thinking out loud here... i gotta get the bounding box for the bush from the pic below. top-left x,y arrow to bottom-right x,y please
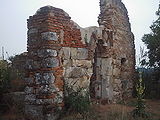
64,83 -> 91,114
0,60 -> 11,93
132,72 -> 150,119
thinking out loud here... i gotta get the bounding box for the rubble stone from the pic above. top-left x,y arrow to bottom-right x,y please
41,32 -> 58,41
42,58 -> 59,68
25,86 -> 34,94
37,49 -> 57,57
28,28 -> 38,34
61,47 -> 71,60
25,77 -> 34,84
25,94 -> 36,103
76,48 -> 88,60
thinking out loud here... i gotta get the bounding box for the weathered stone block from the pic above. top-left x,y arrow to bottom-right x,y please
70,48 -> 77,59
35,72 -> 56,85
36,84 -> 59,94
62,47 -> 70,59
95,83 -> 102,98
28,39 -> 37,45
25,94 -> 36,103
121,80 -> 127,89
28,28 -> 38,34
43,72 -> 55,84
96,58 -> 101,67
102,76 -> 111,87
62,60 -> 72,67
65,76 -> 90,89
25,86 -> 34,94
30,51 -> 37,56
77,48 -> 88,60
54,91 -> 63,104
86,68 -> 93,76
113,91 -> 121,97
42,58 -> 59,68
41,32 -> 58,41
63,67 -> 72,78
38,49 -> 57,57
25,59 -> 33,69
64,67 -> 86,78
37,85 -> 49,94
113,68 -> 121,76
102,85 -> 113,100
26,59 -> 41,69
25,77 -> 34,84
101,58 -> 113,76
96,26 -> 103,39
114,79 -> 122,86
36,99 -> 54,104
33,61 -> 41,69
35,73 -> 41,84
72,60 -> 92,68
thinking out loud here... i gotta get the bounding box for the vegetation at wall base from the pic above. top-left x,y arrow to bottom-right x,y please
0,59 -> 25,117
63,83 -> 91,115
0,60 -> 11,93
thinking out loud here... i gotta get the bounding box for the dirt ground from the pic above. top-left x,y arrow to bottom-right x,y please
145,99 -> 160,119
60,99 -> 160,120
1,99 -> 160,120
94,99 -> 160,120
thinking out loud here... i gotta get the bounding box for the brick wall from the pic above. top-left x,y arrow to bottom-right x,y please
25,6 -> 92,120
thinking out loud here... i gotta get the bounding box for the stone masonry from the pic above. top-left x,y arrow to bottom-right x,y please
24,0 -> 135,119
90,0 -> 135,102
25,6 -> 92,120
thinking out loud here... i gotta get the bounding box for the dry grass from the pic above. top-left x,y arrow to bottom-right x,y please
59,104 -> 134,120
0,103 -> 24,120
1,99 -> 160,120
60,99 -> 160,120
145,99 -> 160,120
94,104 -> 134,120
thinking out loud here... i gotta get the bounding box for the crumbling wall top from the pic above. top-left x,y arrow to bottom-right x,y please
35,5 -> 70,17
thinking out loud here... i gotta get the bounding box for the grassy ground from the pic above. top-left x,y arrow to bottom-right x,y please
60,99 -> 160,120
0,99 -> 160,120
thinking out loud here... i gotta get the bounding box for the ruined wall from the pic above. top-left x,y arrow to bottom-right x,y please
24,0 -> 135,119
92,0 -> 135,102
25,6 -> 92,120
10,52 -> 27,91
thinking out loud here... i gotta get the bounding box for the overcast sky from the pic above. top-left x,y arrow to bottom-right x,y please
0,0 -> 159,59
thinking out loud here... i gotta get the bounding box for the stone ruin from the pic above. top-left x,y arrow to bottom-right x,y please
24,0 -> 135,119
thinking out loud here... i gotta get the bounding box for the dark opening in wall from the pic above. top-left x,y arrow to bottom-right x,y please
121,58 -> 126,65
98,39 -> 104,45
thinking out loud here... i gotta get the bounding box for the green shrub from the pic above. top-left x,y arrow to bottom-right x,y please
132,72 -> 149,118
0,60 -> 11,93
64,83 -> 90,114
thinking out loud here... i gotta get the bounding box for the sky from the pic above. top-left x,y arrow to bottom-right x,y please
0,0 -> 159,60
